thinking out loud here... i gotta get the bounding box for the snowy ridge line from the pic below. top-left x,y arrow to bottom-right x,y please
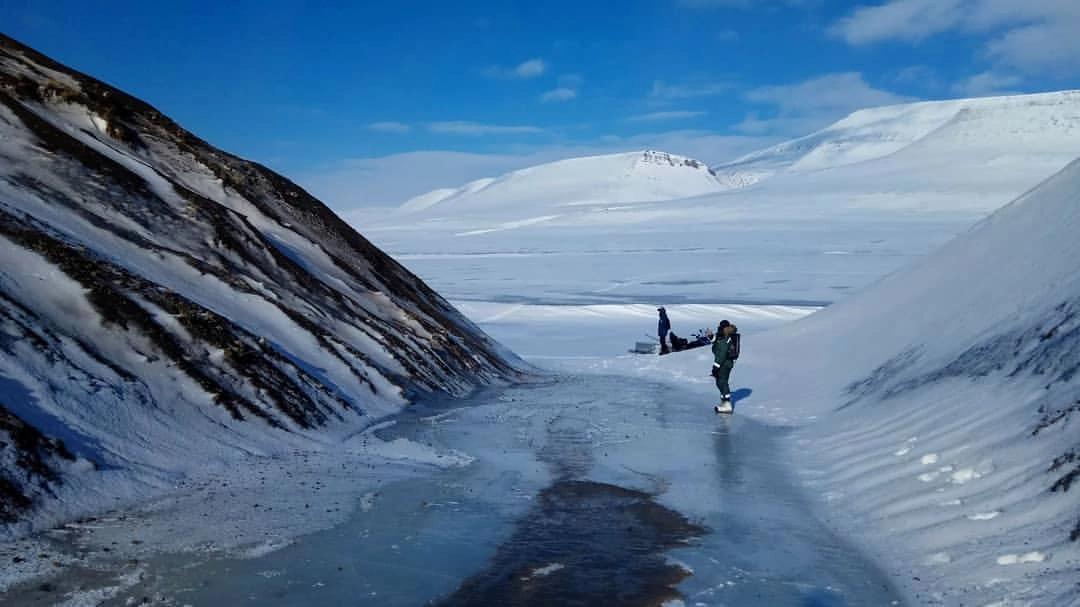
397,149 -> 726,216
714,89 -> 1080,187
0,32 -> 528,537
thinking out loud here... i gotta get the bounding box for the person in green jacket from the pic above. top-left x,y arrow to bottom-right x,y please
712,320 -> 736,413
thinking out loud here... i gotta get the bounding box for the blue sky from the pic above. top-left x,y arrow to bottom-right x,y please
3,1 -> 1079,208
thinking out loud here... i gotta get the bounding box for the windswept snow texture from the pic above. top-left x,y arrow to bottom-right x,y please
0,34 -> 524,536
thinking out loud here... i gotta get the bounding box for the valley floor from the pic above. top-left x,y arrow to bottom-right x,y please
0,373 -> 902,607
1,302 -> 1076,606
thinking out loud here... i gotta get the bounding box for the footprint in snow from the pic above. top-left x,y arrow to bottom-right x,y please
996,551 -> 1045,565
894,438 -> 918,456
951,467 -> 982,484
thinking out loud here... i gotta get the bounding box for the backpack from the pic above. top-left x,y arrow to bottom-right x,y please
729,329 -> 741,360
670,332 -> 689,351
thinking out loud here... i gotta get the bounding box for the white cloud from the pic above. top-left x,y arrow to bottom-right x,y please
628,110 -> 708,122
736,72 -> 914,135
733,113 -> 827,136
950,70 -> 1022,96
427,121 -> 544,136
830,0 -> 964,44
483,58 -> 549,79
514,58 -> 548,78
746,72 -> 910,114
650,80 -> 732,100
540,87 -> 577,103
367,121 -> 411,134
831,0 -> 1080,75
984,19 -> 1080,74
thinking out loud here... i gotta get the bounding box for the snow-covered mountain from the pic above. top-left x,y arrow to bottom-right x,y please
715,90 -> 1080,193
0,35 -> 524,533
383,91 -> 1080,234
399,150 -> 723,215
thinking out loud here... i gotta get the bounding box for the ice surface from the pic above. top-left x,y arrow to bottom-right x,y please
82,377 -> 901,607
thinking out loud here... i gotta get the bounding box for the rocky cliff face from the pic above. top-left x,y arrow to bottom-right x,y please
0,34 -> 525,529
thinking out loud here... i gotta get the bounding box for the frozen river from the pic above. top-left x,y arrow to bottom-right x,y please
94,374 -> 902,606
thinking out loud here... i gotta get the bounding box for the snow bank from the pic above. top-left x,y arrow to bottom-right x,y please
562,158 -> 1080,605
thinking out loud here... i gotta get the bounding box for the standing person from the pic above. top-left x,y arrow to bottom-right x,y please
657,307 -> 671,354
712,320 -> 738,414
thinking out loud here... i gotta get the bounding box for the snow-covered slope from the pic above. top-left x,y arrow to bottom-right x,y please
738,157 -> 1080,604
715,90 -> 1080,191
399,150 -> 722,215
0,34 -> 524,535
548,155 -> 1080,605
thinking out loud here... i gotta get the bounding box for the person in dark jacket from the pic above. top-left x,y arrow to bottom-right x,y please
712,320 -> 736,413
657,307 -> 671,354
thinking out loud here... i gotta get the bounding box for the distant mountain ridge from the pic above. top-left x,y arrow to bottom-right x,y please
399,150 -> 722,215
713,90 -> 1080,190
395,90 -> 1080,222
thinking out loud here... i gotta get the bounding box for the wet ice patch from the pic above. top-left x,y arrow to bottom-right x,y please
924,552 -> 951,565
363,437 -> 475,467
996,552 -> 1046,565
522,562 -> 565,580
241,540 -> 294,559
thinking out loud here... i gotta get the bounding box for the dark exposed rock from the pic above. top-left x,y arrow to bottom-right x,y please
0,33 -> 527,527
0,403 -> 75,522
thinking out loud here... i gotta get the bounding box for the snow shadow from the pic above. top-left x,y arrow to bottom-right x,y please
731,387 -> 753,404
0,374 -> 106,465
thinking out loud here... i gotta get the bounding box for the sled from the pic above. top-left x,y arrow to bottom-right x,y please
630,341 -> 658,354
